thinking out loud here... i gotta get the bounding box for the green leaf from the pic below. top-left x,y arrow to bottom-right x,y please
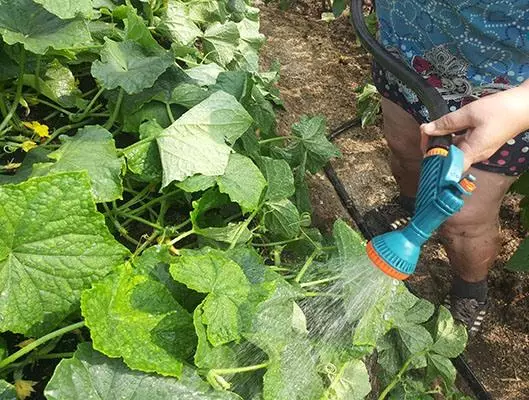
0,173 -> 129,335
177,174 -> 217,193
81,263 -> 195,378
203,22 -> 240,67
323,360 -> 371,400
397,323 -> 434,368
157,91 -> 253,187
431,306 -> 468,358
211,71 -> 252,102
355,83 -> 380,128
0,0 -> 91,54
376,332 -> 402,377
91,39 -> 174,94
332,0 -> 346,17
22,59 -> 84,108
33,0 -> 92,19
123,6 -> 159,51
169,83 -> 210,108
404,298 -> 435,324
193,306 -> 237,370
506,236 -> 529,272
190,190 -> 252,244
332,219 -> 365,261
186,63 -> 225,86
0,380 -> 15,400
261,157 -> 295,201
217,154 -> 266,213
170,249 -> 251,346
31,125 -> 124,203
44,343 -> 242,400
263,339 -> 324,400
263,199 -> 301,240
187,0 -> 227,25
427,353 -> 457,386
292,115 -> 341,173
160,1 -> 202,45
123,121 -> 162,182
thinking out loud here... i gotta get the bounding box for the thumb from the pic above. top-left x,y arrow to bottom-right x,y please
420,108 -> 473,136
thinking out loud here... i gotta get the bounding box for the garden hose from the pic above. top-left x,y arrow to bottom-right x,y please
350,0 -> 477,280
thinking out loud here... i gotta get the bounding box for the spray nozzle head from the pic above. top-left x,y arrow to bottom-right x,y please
367,145 -> 476,280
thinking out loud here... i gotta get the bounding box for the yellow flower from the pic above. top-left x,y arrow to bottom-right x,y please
14,379 -> 37,400
21,141 -> 37,152
23,121 -> 49,138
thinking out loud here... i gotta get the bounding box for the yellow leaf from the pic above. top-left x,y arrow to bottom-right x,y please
14,379 -> 37,400
21,141 -> 37,152
16,339 -> 35,348
22,121 -> 49,138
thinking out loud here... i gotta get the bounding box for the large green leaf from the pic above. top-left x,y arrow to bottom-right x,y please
263,199 -> 301,240
81,263 -> 195,378
427,353 -> 456,386
431,306 -> 467,358
217,154 -> 266,213
292,115 -> 341,173
0,0 -> 91,54
170,249 -> 251,347
22,59 -> 85,108
91,39 -> 174,94
31,125 -> 124,203
0,380 -> 15,400
44,343 -> 242,400
261,157 -> 295,201
33,0 -> 92,19
157,91 -> 253,187
323,360 -> 371,400
203,22 -> 240,67
161,1 -> 202,45
189,190 -> 252,244
0,173 -> 129,335
123,121 -> 163,182
332,219 -> 365,260
185,63 -> 225,86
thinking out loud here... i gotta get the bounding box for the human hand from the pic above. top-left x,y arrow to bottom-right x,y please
420,81 -> 529,171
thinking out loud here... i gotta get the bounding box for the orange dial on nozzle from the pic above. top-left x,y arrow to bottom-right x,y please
460,177 -> 477,193
425,147 -> 449,158
366,241 -> 410,281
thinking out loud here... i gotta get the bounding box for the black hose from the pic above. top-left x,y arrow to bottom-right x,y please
350,0 -> 452,150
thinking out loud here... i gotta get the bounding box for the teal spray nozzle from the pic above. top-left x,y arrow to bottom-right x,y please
366,145 -> 476,280
349,0 -> 477,280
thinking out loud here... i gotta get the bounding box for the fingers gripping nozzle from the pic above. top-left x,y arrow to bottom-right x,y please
367,145 -> 476,280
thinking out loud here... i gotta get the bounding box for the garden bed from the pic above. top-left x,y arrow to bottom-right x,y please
257,2 -> 529,398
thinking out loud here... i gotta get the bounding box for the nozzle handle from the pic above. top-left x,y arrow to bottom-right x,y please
427,135 -> 452,151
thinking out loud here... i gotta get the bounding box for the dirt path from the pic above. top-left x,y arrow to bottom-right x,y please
259,3 -> 529,399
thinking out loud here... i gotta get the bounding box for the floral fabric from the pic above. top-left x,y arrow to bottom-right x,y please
374,0 -> 529,175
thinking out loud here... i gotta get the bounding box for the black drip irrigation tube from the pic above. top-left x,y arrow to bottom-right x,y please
324,124 -> 492,400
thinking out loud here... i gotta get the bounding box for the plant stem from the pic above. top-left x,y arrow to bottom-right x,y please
300,276 -> 340,288
32,98 -> 73,116
133,230 -> 160,258
258,135 -> 296,145
37,352 -> 75,360
252,236 -> 302,247
294,248 -> 320,283
0,49 -> 26,133
303,291 -> 341,298
0,321 -> 84,370
170,229 -> 195,245
229,207 -> 261,250
116,183 -> 154,212
211,362 -> 269,376
128,191 -> 176,215
166,102 -> 175,123
116,212 -> 164,230
43,120 -> 94,145
72,87 -> 105,122
378,355 -> 417,400
104,88 -> 123,130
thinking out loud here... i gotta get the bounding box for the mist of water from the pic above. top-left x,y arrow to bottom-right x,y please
228,252 -> 399,395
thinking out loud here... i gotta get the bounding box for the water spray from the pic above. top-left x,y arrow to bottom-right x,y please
350,0 -> 477,280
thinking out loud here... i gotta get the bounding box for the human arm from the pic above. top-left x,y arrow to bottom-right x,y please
420,80 -> 529,171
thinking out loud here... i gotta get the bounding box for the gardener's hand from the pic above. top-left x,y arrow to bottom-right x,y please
420,81 -> 529,171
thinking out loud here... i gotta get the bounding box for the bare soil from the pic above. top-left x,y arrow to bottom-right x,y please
258,2 -> 529,399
